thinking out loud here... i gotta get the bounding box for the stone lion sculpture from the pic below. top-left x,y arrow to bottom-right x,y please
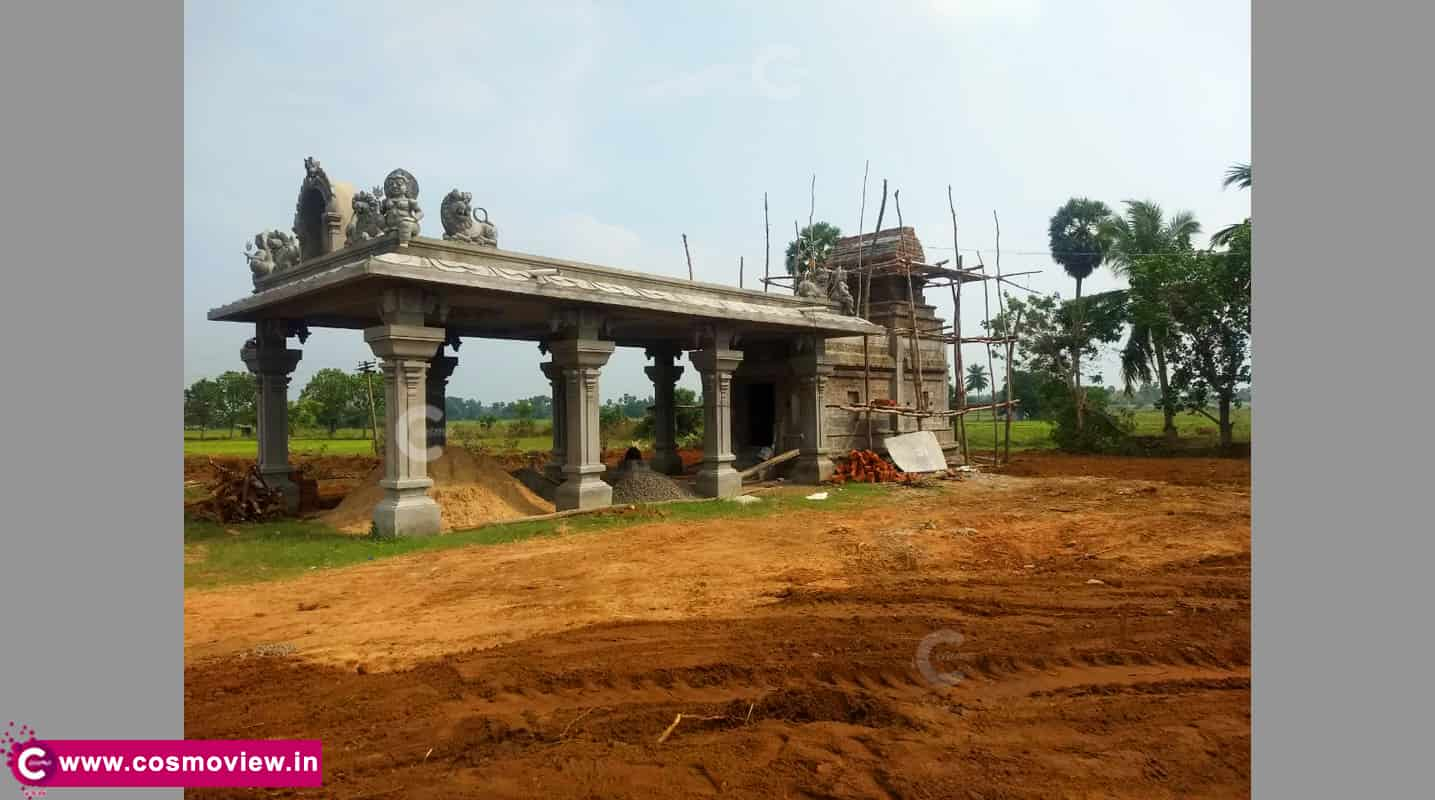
245,230 -> 300,285
440,189 -> 498,247
345,185 -> 386,245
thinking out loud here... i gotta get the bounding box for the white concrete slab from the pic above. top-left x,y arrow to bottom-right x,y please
883,430 -> 947,473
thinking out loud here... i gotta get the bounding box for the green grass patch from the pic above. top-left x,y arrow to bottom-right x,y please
951,406 -> 1251,453
184,482 -> 897,590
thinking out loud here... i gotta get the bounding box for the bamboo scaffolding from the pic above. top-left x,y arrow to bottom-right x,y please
947,185 -> 968,465
763,192 -> 770,293
975,250 -> 999,464
826,399 -> 1020,418
853,161 -> 873,450
894,191 -> 925,431
862,181 -> 888,449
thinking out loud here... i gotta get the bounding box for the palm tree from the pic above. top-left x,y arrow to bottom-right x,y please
965,363 -> 989,396
1102,200 -> 1200,441
1212,161 -> 1252,247
785,222 -> 843,276
1048,198 -> 1114,429
1223,162 -> 1251,190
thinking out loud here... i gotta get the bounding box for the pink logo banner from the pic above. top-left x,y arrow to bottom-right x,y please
6,739 -> 322,789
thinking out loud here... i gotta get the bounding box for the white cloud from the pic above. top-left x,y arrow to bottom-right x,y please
925,0 -> 1042,25
641,45 -> 805,101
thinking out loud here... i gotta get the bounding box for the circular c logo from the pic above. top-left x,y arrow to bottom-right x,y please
915,629 -> 967,687
15,742 -> 56,785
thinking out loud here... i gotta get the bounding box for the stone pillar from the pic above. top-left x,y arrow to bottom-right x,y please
789,337 -> 836,484
241,320 -> 302,512
644,346 -> 685,475
550,337 -> 615,510
363,290 -> 446,537
540,360 -> 566,482
425,351 -> 458,450
691,330 -> 744,498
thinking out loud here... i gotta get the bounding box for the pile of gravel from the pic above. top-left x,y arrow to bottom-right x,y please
607,462 -> 695,504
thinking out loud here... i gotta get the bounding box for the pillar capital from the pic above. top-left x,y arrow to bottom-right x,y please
549,337 -> 615,369
377,287 -> 444,327
689,347 -> 743,375
363,324 -> 445,362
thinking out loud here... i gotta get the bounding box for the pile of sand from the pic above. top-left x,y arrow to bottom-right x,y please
320,449 -> 554,534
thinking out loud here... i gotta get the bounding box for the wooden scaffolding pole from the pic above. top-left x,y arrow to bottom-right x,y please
895,190 -> 924,432
763,192 -> 770,293
994,210 -> 1010,463
862,181 -> 887,450
977,250 -> 999,465
948,186 -> 968,464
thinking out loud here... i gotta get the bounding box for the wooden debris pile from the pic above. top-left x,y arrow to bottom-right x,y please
186,458 -> 286,523
831,449 -> 902,484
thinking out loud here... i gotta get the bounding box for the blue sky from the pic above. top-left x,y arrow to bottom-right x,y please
184,0 -> 1249,402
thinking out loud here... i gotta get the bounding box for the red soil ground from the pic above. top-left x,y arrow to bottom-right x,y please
185,453 -> 1250,799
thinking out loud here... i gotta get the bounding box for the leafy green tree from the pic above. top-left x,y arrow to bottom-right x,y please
183,378 -> 223,438
964,364 -> 989,394
299,368 -> 360,437
1168,223 -> 1252,450
214,371 -> 257,438
479,414 -> 498,431
1047,198 -> 1114,429
994,291 -> 1130,451
1102,199 -> 1200,441
288,397 -> 318,435
785,221 -> 843,276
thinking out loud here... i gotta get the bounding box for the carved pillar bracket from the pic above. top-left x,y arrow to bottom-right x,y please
539,360 -> 567,481
689,327 -> 744,498
549,336 -> 615,511
241,320 -> 303,512
364,298 -> 445,537
788,336 -> 836,484
644,345 -> 686,476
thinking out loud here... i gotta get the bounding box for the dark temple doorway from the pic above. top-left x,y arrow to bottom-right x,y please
747,382 -> 776,448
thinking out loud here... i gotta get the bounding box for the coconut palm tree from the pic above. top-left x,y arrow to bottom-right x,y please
1102,200 -> 1200,441
1223,162 -> 1251,190
1048,198 -> 1114,430
965,363 -> 989,396
1212,161 -> 1251,247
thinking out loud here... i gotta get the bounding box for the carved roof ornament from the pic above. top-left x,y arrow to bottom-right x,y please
380,168 -> 423,244
292,156 -> 356,260
345,185 -> 386,245
441,189 -> 498,247
244,230 -> 300,290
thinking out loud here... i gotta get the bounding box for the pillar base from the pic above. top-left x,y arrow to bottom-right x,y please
696,460 -> 742,498
258,465 -> 301,514
372,482 -> 442,538
555,466 -> 612,510
790,452 -> 835,484
650,448 -> 684,475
